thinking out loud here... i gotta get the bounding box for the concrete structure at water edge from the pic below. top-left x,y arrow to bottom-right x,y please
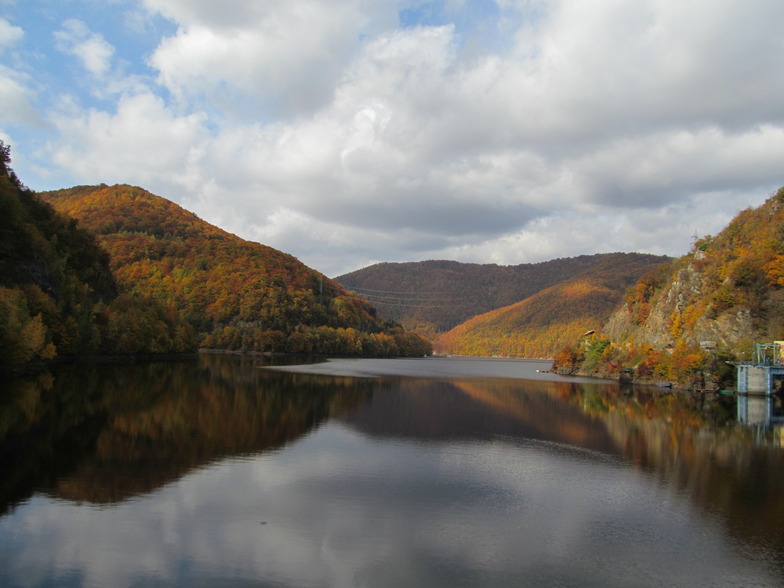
736,342 -> 784,395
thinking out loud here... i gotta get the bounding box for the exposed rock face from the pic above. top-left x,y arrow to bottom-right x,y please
603,252 -> 759,350
693,308 -> 756,347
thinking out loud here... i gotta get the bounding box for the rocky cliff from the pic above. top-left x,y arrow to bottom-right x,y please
603,188 -> 784,356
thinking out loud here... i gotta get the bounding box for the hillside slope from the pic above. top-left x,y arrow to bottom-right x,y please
40,184 -> 430,356
336,253 -> 669,336
555,188 -> 784,387
434,253 -> 666,358
0,144 -> 195,370
604,189 -> 784,350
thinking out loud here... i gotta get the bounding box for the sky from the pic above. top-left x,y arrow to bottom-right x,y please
1,0 -> 783,277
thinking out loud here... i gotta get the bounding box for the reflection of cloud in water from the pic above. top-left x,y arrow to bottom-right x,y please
264,356 -> 605,383
1,423 -> 778,587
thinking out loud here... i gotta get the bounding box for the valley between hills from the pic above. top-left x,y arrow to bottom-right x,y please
3,141 -> 783,388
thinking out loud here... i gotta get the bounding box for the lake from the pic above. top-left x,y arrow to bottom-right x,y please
1,354 -> 783,587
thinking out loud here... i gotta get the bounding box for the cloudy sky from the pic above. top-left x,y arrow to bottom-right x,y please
2,0 -> 783,277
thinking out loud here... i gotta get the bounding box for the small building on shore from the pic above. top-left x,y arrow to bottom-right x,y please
737,342 -> 784,395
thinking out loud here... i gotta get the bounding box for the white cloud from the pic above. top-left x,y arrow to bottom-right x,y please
507,0 -> 784,136
145,0 -> 401,118
8,0 -> 783,276
54,19 -> 115,77
0,18 -> 39,127
47,93 -> 209,191
0,17 -> 23,51
0,66 -> 40,126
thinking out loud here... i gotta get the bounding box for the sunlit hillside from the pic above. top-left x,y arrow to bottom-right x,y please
606,187 -> 784,349
40,184 -> 431,357
433,253 -> 666,358
555,187 -> 784,387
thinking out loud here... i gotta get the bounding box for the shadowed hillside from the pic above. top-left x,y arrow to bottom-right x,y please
0,143 -> 196,370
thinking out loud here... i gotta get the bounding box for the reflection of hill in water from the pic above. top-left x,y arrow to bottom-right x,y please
342,375 -> 784,570
0,356 -> 372,509
4,355 -> 784,567
340,377 -> 621,456
565,385 -> 784,569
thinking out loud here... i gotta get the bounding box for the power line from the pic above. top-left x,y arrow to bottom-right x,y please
347,286 -> 462,301
350,293 -> 476,309
364,300 -> 475,308
357,293 -> 455,303
344,285 -> 415,294
342,284 -> 479,308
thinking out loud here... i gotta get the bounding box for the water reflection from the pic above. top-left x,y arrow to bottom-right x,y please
1,356 -> 783,586
0,355 -> 373,512
738,393 -> 784,427
329,374 -> 784,579
340,377 -> 621,455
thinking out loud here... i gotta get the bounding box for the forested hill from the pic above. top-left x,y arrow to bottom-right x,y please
40,184 -> 431,356
433,253 -> 668,358
551,187 -> 784,388
604,189 -> 784,349
0,143 -> 197,371
336,253 -> 669,337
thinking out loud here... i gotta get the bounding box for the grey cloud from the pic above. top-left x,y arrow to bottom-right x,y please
142,0 -> 271,30
518,1 -> 784,134
308,185 -> 538,237
573,126 -> 784,208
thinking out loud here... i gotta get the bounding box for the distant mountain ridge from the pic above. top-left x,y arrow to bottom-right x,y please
336,253 -> 669,337
40,184 -> 431,357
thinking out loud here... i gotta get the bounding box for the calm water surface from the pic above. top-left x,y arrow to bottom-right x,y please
1,355 -> 783,587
